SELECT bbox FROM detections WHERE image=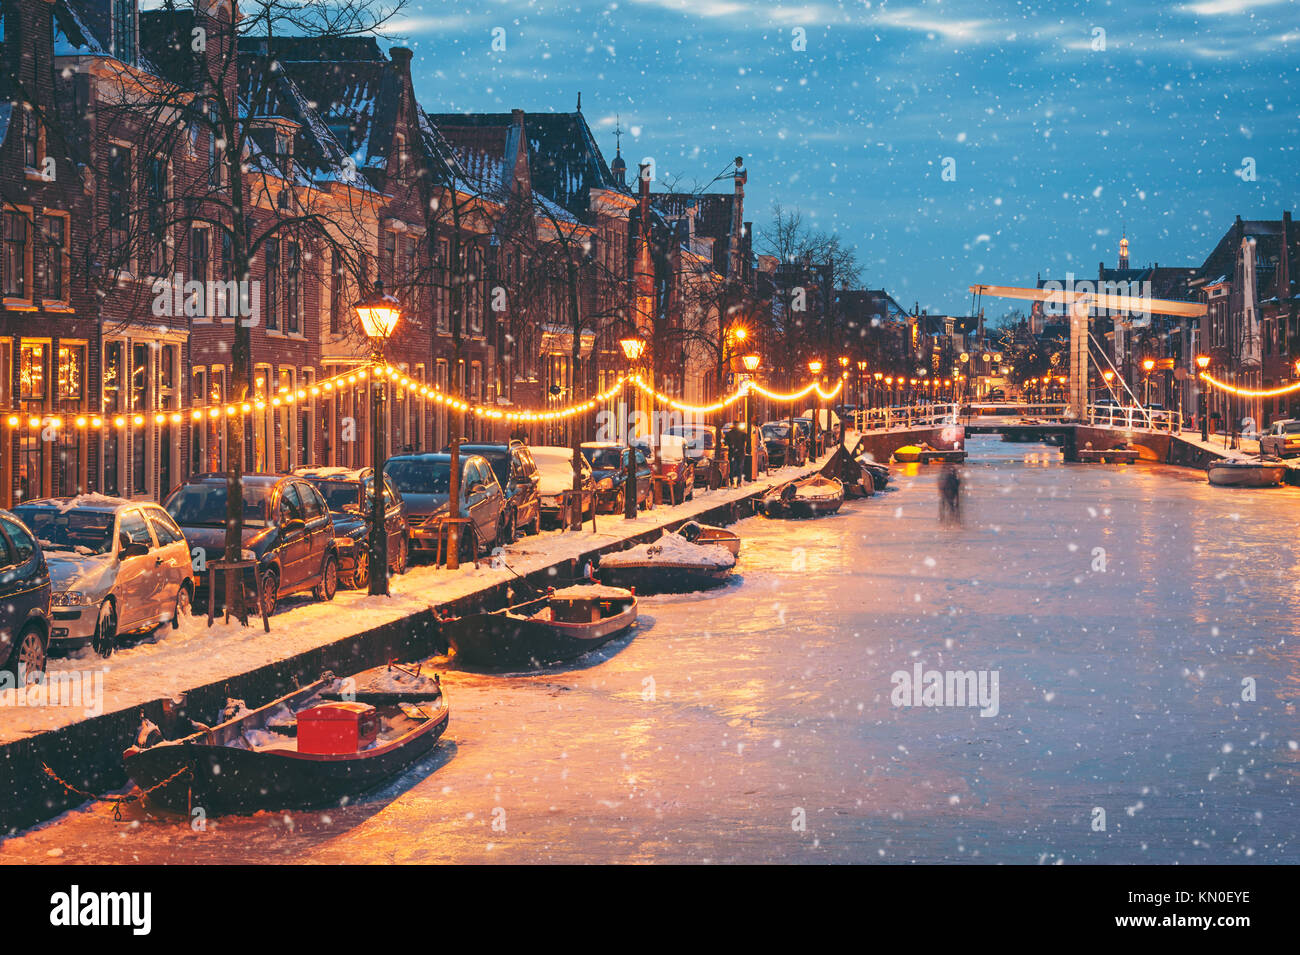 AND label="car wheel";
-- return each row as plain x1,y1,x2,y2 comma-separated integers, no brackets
171,583,193,631
92,599,117,658
259,569,279,617
314,554,339,601
4,624,47,683
393,535,410,574
352,548,371,590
